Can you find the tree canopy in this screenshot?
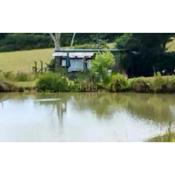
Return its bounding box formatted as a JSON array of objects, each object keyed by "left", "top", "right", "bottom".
[
  {"left": 116, "top": 33, "right": 175, "bottom": 76},
  {"left": 0, "top": 33, "right": 120, "bottom": 52}
]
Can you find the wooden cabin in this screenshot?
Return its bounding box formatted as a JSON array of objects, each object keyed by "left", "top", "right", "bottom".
[{"left": 52, "top": 48, "right": 124, "bottom": 72}]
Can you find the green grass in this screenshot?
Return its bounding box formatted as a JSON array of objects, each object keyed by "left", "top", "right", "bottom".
[
  {"left": 166, "top": 37, "right": 175, "bottom": 52},
  {"left": 0, "top": 48, "right": 53, "bottom": 73},
  {"left": 14, "top": 81, "right": 36, "bottom": 88},
  {"left": 148, "top": 132, "right": 175, "bottom": 142}
]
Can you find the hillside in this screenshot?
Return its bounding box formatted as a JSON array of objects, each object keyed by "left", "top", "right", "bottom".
[{"left": 0, "top": 48, "right": 53, "bottom": 72}]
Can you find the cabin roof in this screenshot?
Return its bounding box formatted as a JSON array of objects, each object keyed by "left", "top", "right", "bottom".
[
  {"left": 53, "top": 52, "right": 94, "bottom": 58},
  {"left": 53, "top": 48, "right": 127, "bottom": 58},
  {"left": 54, "top": 48, "right": 125, "bottom": 53}
]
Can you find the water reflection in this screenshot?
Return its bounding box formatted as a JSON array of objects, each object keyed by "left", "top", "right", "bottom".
[
  {"left": 149, "top": 121, "right": 175, "bottom": 142},
  {"left": 35, "top": 94, "right": 69, "bottom": 134},
  {"left": 0, "top": 92, "right": 175, "bottom": 141},
  {"left": 71, "top": 93, "right": 175, "bottom": 123}
]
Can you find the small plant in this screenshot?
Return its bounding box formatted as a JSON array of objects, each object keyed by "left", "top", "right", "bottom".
[{"left": 109, "top": 73, "right": 128, "bottom": 92}]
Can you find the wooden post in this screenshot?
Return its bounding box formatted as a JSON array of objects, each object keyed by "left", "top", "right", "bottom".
[
  {"left": 40, "top": 60, "right": 43, "bottom": 73},
  {"left": 32, "top": 61, "right": 38, "bottom": 74}
]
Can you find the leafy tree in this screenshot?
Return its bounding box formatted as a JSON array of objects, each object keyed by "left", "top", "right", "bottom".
[
  {"left": 90, "top": 52, "right": 115, "bottom": 83},
  {"left": 0, "top": 33, "right": 120, "bottom": 52},
  {"left": 116, "top": 33, "right": 175, "bottom": 76}
]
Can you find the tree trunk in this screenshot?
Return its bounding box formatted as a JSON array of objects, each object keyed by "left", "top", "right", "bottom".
[
  {"left": 70, "top": 33, "right": 76, "bottom": 47},
  {"left": 50, "top": 33, "right": 61, "bottom": 50}
]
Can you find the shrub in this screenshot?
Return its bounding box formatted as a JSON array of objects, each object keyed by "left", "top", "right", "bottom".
[
  {"left": 165, "top": 76, "right": 175, "bottom": 92},
  {"left": 130, "top": 78, "right": 151, "bottom": 92},
  {"left": 164, "top": 81, "right": 175, "bottom": 92},
  {"left": 152, "top": 75, "right": 175, "bottom": 93},
  {"left": 36, "top": 72, "right": 69, "bottom": 92},
  {"left": 109, "top": 73, "right": 128, "bottom": 92},
  {"left": 151, "top": 72, "right": 166, "bottom": 92}
]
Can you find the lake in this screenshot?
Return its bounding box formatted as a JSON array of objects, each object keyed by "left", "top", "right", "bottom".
[{"left": 0, "top": 92, "right": 175, "bottom": 142}]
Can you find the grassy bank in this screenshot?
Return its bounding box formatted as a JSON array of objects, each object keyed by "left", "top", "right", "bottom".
[
  {"left": 1, "top": 72, "right": 175, "bottom": 93},
  {"left": 129, "top": 74, "right": 175, "bottom": 93},
  {"left": 148, "top": 133, "right": 175, "bottom": 142},
  {"left": 0, "top": 71, "right": 37, "bottom": 92},
  {"left": 35, "top": 72, "right": 175, "bottom": 93}
]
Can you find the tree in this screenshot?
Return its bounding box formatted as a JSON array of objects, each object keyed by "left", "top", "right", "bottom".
[
  {"left": 70, "top": 33, "right": 76, "bottom": 47},
  {"left": 50, "top": 33, "right": 77, "bottom": 50},
  {"left": 116, "top": 33, "right": 175, "bottom": 76},
  {"left": 50, "top": 33, "right": 61, "bottom": 50},
  {"left": 90, "top": 52, "right": 115, "bottom": 83}
]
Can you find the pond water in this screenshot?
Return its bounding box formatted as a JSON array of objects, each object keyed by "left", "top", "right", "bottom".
[{"left": 0, "top": 92, "right": 175, "bottom": 142}]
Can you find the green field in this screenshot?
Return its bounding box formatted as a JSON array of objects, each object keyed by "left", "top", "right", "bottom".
[{"left": 0, "top": 48, "right": 53, "bottom": 73}]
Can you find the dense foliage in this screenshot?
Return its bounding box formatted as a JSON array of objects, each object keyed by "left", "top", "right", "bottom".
[
  {"left": 130, "top": 74, "right": 175, "bottom": 93},
  {"left": 0, "top": 34, "right": 53, "bottom": 52},
  {"left": 36, "top": 72, "right": 70, "bottom": 92},
  {"left": 90, "top": 52, "right": 115, "bottom": 83},
  {"left": 0, "top": 33, "right": 120, "bottom": 52},
  {"left": 116, "top": 33, "right": 175, "bottom": 77},
  {"left": 109, "top": 73, "right": 128, "bottom": 92}
]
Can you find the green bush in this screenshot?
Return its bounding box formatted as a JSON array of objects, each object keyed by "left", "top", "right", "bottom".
[
  {"left": 151, "top": 72, "right": 166, "bottom": 92},
  {"left": 36, "top": 72, "right": 69, "bottom": 92},
  {"left": 130, "top": 75, "right": 175, "bottom": 93},
  {"left": 152, "top": 75, "right": 175, "bottom": 93},
  {"left": 90, "top": 51, "right": 115, "bottom": 83},
  {"left": 166, "top": 77, "right": 175, "bottom": 92},
  {"left": 130, "top": 78, "right": 151, "bottom": 92},
  {"left": 109, "top": 73, "right": 128, "bottom": 92}
]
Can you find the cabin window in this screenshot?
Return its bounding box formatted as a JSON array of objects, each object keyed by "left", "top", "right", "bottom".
[
  {"left": 68, "top": 59, "right": 84, "bottom": 72},
  {"left": 62, "top": 59, "right": 66, "bottom": 66}
]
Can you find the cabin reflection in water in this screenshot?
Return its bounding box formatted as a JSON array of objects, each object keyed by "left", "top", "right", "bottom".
[
  {"left": 36, "top": 98, "right": 67, "bottom": 134},
  {"left": 56, "top": 101, "right": 67, "bottom": 130}
]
